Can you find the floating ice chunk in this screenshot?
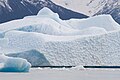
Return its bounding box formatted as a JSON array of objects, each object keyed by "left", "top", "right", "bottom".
[
  {"left": 70, "top": 65, "right": 84, "bottom": 70},
  {"left": 0, "top": 55, "right": 31, "bottom": 72}
]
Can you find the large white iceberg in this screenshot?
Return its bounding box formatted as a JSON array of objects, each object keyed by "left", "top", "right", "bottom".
[{"left": 0, "top": 7, "right": 120, "bottom": 66}]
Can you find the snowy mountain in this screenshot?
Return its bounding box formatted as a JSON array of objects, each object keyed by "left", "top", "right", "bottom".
[
  {"left": 52, "top": 0, "right": 120, "bottom": 24},
  {"left": 95, "top": 0, "right": 120, "bottom": 24},
  {"left": 51, "top": 0, "right": 108, "bottom": 16},
  {"left": 0, "top": 0, "right": 88, "bottom": 23},
  {"left": 0, "top": 7, "right": 120, "bottom": 66}
]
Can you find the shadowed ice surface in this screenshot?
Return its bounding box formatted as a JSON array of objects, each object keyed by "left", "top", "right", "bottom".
[{"left": 7, "top": 50, "right": 51, "bottom": 66}]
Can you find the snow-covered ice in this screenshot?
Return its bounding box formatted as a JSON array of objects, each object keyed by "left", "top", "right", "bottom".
[
  {"left": 66, "top": 15, "right": 120, "bottom": 31},
  {"left": 0, "top": 7, "right": 120, "bottom": 66}
]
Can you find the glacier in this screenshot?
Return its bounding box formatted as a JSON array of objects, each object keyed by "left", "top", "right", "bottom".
[
  {"left": 0, "top": 7, "right": 120, "bottom": 66},
  {"left": 0, "top": 54, "right": 31, "bottom": 72}
]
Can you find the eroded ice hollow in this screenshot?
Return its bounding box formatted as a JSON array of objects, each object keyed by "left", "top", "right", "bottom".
[{"left": 0, "top": 7, "right": 120, "bottom": 66}]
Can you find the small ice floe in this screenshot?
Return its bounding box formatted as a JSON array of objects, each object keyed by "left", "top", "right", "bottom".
[{"left": 0, "top": 54, "right": 31, "bottom": 72}]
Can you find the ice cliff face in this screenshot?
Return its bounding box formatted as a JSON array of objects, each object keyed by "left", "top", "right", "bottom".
[
  {"left": 0, "top": 7, "right": 120, "bottom": 66},
  {"left": 0, "top": 0, "right": 88, "bottom": 23}
]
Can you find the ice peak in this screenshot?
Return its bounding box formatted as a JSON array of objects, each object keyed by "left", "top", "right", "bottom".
[
  {"left": 37, "top": 7, "right": 59, "bottom": 18},
  {"left": 37, "top": 7, "right": 55, "bottom": 16},
  {"left": 37, "top": 7, "right": 61, "bottom": 22}
]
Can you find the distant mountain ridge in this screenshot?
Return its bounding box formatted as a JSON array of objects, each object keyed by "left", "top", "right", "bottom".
[
  {"left": 51, "top": 0, "right": 108, "bottom": 16},
  {"left": 0, "top": 0, "right": 120, "bottom": 24},
  {"left": 95, "top": 0, "right": 120, "bottom": 24},
  {"left": 0, "top": 0, "right": 88, "bottom": 24},
  {"left": 52, "top": 0, "right": 120, "bottom": 24}
]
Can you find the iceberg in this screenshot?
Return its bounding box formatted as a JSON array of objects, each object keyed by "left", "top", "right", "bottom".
[
  {"left": 0, "top": 55, "right": 31, "bottom": 72},
  {"left": 0, "top": 7, "right": 120, "bottom": 66}
]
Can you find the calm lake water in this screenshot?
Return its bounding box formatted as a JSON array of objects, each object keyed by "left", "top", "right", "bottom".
[{"left": 0, "top": 68, "right": 120, "bottom": 80}]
